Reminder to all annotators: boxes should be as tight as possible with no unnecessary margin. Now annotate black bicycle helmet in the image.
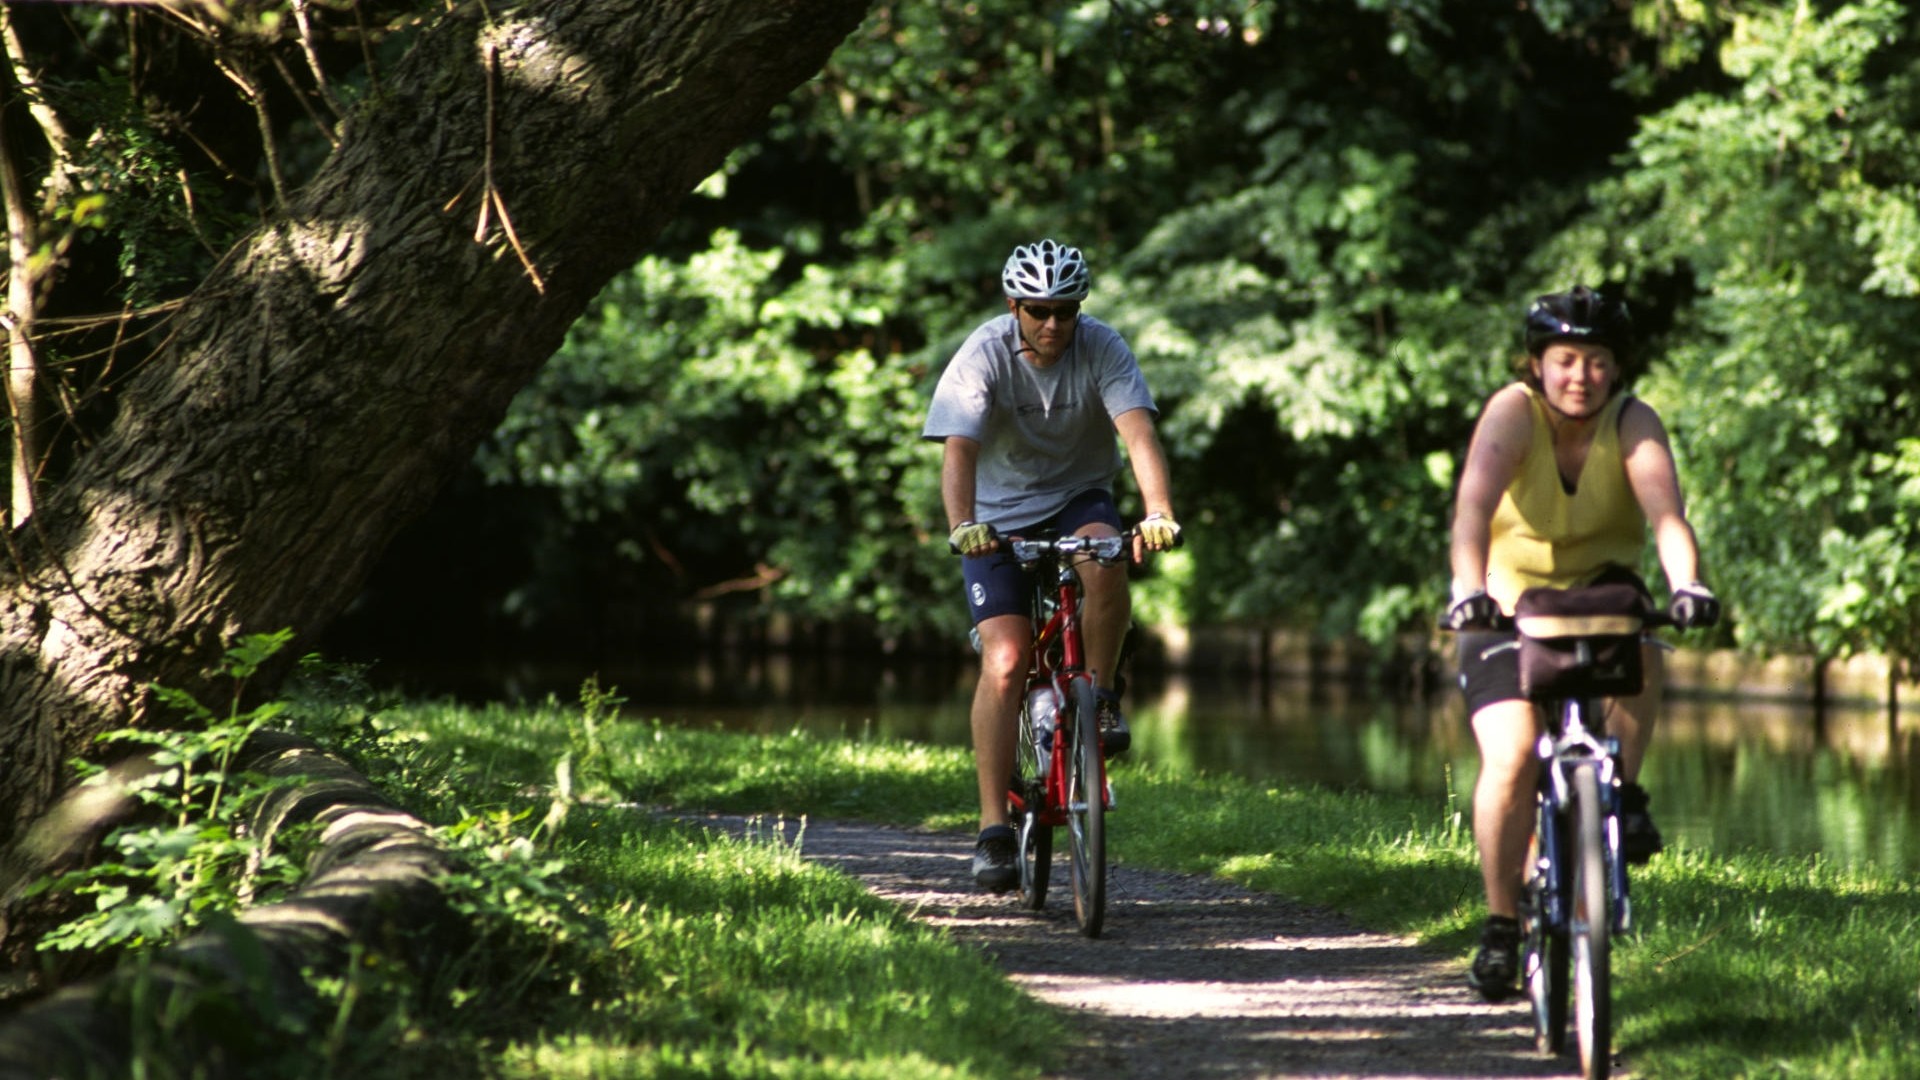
[1523,285,1632,362]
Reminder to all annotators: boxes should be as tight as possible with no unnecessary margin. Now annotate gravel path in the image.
[681,812,1588,1080]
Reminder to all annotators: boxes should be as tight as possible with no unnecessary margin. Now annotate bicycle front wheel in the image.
[1065,677,1106,938]
[1571,764,1612,1080]
[1524,820,1569,1055]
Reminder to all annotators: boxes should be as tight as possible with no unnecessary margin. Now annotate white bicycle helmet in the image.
[1001,239,1090,300]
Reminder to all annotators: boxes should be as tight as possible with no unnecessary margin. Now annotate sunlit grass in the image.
[366,701,1059,1078]
[392,702,1920,1079]
[1614,847,1920,1078]
[486,810,1056,1079]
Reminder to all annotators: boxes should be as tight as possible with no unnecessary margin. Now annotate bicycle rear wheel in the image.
[1524,806,1570,1055]
[1017,810,1052,910]
[1065,677,1106,938]
[1013,698,1052,910]
[1571,764,1612,1080]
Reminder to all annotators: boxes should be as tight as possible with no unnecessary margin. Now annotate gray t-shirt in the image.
[922,313,1157,529]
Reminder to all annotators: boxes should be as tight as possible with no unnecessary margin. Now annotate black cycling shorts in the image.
[959,489,1123,625]
[1456,565,1653,715]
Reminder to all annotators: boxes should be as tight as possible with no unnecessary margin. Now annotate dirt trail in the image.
[683,812,1585,1080]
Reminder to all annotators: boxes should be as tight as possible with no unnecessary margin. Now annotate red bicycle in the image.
[1002,529,1136,938]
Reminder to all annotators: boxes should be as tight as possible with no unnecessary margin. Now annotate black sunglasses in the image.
[1019,301,1081,323]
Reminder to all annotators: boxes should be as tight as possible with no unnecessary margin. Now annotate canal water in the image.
[396,651,1920,874]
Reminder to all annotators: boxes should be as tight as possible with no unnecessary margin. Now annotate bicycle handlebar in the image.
[949,524,1182,565]
[1448,606,1678,634]
[1008,532,1131,566]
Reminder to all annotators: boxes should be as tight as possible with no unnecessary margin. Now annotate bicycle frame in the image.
[1508,619,1669,1077]
[1015,535,1118,827]
[1475,633,1633,938]
[1535,691,1627,935]
[998,531,1131,936]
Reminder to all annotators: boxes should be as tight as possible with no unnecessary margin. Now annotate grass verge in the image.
[54,675,1905,1079]
[488,807,1057,1079]
[343,696,1066,1079]
[391,701,1920,1080]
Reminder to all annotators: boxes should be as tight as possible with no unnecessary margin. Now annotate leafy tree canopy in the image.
[482,0,1918,676]
[18,1,1914,672]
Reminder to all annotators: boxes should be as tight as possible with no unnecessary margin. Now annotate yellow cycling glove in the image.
[1138,513,1182,550]
[948,521,997,556]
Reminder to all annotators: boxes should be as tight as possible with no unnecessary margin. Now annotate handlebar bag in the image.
[1514,583,1648,700]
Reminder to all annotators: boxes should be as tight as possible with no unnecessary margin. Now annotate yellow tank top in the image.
[1487,385,1645,611]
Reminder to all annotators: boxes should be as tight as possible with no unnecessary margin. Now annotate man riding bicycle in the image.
[1446,285,1721,1000]
[923,239,1181,892]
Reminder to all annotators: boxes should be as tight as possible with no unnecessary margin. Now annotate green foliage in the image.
[565,675,623,800]
[19,650,636,1076]
[1591,0,1920,662]
[478,224,954,634]
[31,0,1916,669]
[458,0,1920,673]
[480,0,1575,646]
[44,72,237,306]
[15,0,1920,671]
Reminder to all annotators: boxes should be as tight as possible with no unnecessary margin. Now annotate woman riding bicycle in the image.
[922,239,1181,892]
[1445,285,1721,1001]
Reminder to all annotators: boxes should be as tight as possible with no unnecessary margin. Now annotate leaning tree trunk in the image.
[0,0,869,859]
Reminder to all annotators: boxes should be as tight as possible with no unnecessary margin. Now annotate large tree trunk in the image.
[0,0,869,857]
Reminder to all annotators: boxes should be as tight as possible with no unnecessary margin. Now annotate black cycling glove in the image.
[1668,582,1721,629]
[1445,591,1498,631]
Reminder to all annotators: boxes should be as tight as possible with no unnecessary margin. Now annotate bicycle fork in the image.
[1062,674,1114,813]
[1536,729,1630,935]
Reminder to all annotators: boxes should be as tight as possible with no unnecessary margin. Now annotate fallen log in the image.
[0,730,462,1078]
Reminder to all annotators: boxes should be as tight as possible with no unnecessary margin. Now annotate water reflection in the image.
[380,652,1920,872]
[1648,700,1920,871]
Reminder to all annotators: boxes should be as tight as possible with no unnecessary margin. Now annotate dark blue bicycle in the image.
[1482,584,1681,1080]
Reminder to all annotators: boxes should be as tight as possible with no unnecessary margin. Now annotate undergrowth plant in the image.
[282,680,615,1076]
[25,630,314,956]
[19,639,624,1077]
[531,675,626,845]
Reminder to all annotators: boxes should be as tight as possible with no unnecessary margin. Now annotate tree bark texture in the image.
[0,732,463,1078]
[0,0,871,856]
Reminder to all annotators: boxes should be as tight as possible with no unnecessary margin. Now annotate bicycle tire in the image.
[1013,695,1052,910]
[1017,809,1052,910]
[1066,676,1106,937]
[1525,814,1570,1054]
[1572,764,1612,1080]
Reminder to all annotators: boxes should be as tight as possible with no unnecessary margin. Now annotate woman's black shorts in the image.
[1455,566,1653,715]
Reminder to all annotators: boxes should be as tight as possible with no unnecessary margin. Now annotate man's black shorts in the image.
[959,489,1123,624]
